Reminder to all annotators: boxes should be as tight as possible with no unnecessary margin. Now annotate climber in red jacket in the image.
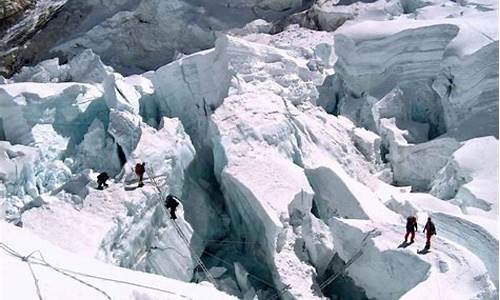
[135,162,146,187]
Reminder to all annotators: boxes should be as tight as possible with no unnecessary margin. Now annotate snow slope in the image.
[330,218,496,300]
[22,181,198,282]
[0,221,236,300]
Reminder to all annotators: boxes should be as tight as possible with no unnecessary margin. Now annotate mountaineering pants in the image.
[97,180,108,190]
[425,233,432,249]
[405,230,415,243]
[169,208,177,220]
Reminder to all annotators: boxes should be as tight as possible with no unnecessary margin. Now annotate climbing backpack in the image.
[166,195,179,209]
[429,222,436,235]
[97,172,109,182]
[135,163,145,175]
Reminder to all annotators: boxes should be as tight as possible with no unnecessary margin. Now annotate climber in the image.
[135,162,146,187]
[96,172,109,190]
[423,217,437,249]
[404,216,418,244]
[165,194,180,220]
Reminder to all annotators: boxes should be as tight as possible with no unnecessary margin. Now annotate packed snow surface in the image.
[0,221,236,300]
[0,0,498,299]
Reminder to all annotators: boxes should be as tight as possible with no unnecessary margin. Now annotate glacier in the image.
[0,0,498,299]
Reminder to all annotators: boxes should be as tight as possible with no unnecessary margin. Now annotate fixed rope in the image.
[267,284,292,300]
[200,251,276,289]
[23,250,44,300]
[171,219,218,286]
[0,243,112,300]
[143,167,295,299]
[318,228,378,291]
[201,250,289,300]
[0,242,192,299]
[1,244,43,299]
[145,168,218,288]
[145,168,287,294]
[179,222,218,286]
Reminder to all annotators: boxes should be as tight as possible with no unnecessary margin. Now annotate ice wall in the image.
[332,24,459,136]
[20,114,199,282]
[0,81,106,146]
[209,87,387,298]
[431,136,499,214]
[433,42,499,140]
[0,49,205,286]
[4,0,313,76]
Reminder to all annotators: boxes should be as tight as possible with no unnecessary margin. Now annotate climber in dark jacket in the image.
[97,172,109,190]
[135,162,146,187]
[423,217,437,249]
[165,194,180,220]
[404,216,418,243]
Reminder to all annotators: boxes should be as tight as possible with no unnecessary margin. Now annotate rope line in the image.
[30,261,187,299]
[144,168,294,299]
[142,171,276,284]
[24,250,44,300]
[0,243,111,299]
[268,284,292,300]
[202,250,288,300]
[145,168,218,288]
[38,252,113,300]
[201,250,276,290]
[0,242,191,299]
[173,220,218,286]
[462,19,495,42]
[1,244,44,300]
[318,229,377,291]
